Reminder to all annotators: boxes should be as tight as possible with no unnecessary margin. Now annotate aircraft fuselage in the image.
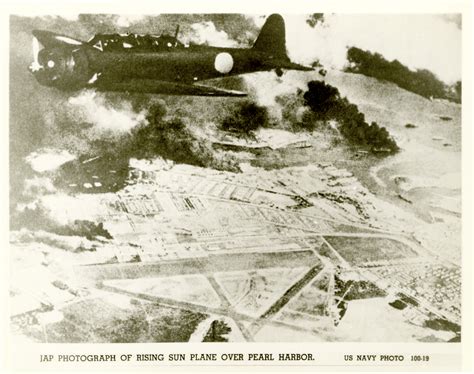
[88,46,269,83]
[29,14,312,96]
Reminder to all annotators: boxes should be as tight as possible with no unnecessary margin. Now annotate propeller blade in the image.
[30,37,42,72]
[32,36,40,64]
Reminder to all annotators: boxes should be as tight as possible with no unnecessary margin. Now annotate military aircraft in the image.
[28,14,312,97]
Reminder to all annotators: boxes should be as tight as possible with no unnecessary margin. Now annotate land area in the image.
[11,143,461,342]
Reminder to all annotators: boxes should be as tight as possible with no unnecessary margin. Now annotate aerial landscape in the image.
[9,13,462,343]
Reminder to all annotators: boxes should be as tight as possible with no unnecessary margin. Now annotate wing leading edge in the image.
[93,79,247,97]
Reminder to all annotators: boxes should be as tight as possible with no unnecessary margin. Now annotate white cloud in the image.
[244,71,308,108]
[56,14,79,22]
[68,91,146,132]
[25,149,76,173]
[282,14,461,84]
[185,21,238,47]
[40,193,105,225]
[116,15,146,28]
[22,177,57,199]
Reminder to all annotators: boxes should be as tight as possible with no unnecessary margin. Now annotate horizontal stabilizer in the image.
[279,61,314,72]
[93,78,247,97]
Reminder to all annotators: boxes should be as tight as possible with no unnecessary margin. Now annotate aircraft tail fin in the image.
[253,14,289,60]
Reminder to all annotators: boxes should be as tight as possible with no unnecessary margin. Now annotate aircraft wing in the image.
[93,78,247,97]
[32,30,84,48]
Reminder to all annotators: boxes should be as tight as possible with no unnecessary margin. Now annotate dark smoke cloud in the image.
[302,80,399,152]
[110,100,240,171]
[220,101,270,134]
[11,202,112,242]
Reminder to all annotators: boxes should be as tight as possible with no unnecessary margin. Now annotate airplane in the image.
[28,14,312,97]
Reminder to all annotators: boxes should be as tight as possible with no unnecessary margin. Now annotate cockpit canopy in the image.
[87,33,185,52]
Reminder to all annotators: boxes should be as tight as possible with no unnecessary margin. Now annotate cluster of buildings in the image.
[369,260,461,323]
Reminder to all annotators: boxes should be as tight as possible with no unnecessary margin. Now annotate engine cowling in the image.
[29,37,91,90]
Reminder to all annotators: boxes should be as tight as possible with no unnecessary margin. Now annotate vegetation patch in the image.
[424,317,461,334]
[389,299,407,310]
[203,320,232,342]
[324,236,417,265]
[346,47,461,103]
[397,293,419,307]
[335,275,387,300]
[23,298,208,343]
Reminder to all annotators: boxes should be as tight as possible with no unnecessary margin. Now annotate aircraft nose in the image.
[37,50,61,71]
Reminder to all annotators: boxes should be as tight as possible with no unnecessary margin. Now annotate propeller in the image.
[30,37,42,72]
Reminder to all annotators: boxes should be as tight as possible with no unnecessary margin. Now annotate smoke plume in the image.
[68,91,146,132]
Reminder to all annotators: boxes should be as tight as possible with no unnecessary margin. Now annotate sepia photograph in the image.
[6,6,469,367]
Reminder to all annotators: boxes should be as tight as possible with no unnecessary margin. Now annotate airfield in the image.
[10,155,461,342]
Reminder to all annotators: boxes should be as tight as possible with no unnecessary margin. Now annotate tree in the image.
[346,46,455,102]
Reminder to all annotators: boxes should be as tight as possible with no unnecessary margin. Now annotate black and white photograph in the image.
[6,7,470,365]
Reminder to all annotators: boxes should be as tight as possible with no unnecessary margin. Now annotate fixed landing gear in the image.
[275,67,283,77]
